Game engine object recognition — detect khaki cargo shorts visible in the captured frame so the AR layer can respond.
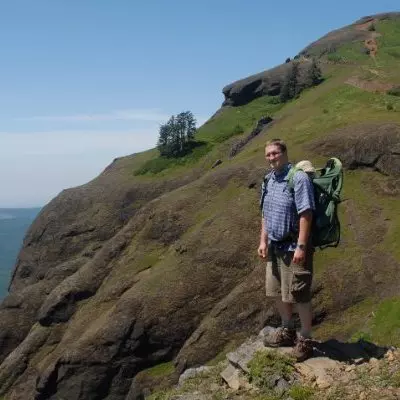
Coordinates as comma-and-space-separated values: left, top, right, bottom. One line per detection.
265, 244, 313, 303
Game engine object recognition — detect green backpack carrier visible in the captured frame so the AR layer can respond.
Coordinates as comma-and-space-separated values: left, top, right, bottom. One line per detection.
260, 158, 344, 248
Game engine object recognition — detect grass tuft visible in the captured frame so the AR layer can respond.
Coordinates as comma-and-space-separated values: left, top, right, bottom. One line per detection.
352, 297, 400, 347
289, 384, 316, 400
143, 362, 175, 378
247, 350, 295, 391
134, 142, 213, 175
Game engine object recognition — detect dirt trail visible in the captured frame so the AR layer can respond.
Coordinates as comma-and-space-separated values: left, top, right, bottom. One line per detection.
345, 76, 393, 92
343, 19, 396, 91
365, 36, 378, 58
354, 18, 380, 59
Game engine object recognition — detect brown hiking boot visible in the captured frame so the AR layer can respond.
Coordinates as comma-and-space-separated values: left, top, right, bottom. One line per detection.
292, 336, 314, 362
263, 327, 297, 348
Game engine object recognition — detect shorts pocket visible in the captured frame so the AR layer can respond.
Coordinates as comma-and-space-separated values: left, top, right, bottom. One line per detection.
290, 269, 312, 301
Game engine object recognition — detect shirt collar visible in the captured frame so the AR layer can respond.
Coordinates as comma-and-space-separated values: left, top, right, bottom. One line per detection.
273, 163, 292, 181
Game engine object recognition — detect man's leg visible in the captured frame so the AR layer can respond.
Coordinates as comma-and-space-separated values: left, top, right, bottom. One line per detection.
296, 302, 312, 338
275, 298, 294, 329
289, 249, 314, 361
264, 297, 296, 347
264, 248, 296, 347
267, 247, 295, 327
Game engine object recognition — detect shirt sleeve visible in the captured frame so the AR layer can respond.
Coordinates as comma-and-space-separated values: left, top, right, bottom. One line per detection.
293, 171, 315, 214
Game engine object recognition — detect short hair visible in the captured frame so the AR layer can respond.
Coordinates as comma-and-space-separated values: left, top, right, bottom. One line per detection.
265, 138, 287, 154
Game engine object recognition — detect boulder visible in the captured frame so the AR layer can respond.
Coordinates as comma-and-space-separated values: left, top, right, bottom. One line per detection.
222, 60, 312, 107
308, 123, 400, 177
229, 116, 273, 158
178, 366, 212, 387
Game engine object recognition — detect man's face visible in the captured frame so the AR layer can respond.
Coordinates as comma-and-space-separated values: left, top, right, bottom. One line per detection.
265, 144, 287, 170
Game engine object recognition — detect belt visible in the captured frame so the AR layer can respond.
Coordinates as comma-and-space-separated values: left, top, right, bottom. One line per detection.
270, 240, 295, 251
271, 234, 297, 245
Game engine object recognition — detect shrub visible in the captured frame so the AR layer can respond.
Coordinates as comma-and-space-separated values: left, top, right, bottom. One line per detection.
387, 86, 400, 97
327, 53, 345, 63
266, 96, 281, 104
231, 124, 244, 135
325, 44, 337, 54
306, 58, 323, 86
368, 23, 376, 31
386, 103, 394, 111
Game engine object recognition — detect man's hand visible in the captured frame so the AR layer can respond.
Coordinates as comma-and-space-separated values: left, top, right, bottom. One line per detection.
292, 247, 306, 264
258, 242, 268, 259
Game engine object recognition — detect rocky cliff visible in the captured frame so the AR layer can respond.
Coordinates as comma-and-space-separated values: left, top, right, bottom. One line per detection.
0, 12, 400, 400
222, 12, 400, 107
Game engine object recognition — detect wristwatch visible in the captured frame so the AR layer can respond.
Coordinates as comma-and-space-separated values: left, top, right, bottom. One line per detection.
296, 243, 306, 251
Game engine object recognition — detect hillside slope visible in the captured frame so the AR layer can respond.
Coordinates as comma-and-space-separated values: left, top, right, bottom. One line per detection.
0, 12, 399, 400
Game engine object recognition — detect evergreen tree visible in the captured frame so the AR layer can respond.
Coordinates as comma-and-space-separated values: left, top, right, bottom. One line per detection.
280, 61, 300, 102
306, 58, 322, 87
157, 111, 197, 157
157, 122, 172, 156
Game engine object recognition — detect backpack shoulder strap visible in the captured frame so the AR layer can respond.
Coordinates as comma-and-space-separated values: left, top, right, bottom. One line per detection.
260, 170, 273, 211
287, 166, 303, 191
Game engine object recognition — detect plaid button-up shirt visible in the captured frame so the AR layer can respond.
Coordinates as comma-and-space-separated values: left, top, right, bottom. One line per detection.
261, 163, 315, 251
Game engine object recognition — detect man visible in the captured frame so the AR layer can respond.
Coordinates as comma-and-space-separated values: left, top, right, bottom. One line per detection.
258, 138, 315, 362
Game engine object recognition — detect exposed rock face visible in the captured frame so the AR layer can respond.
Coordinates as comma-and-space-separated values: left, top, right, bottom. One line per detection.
308, 123, 400, 177
222, 59, 312, 106
1, 12, 400, 400
222, 12, 400, 107
0, 155, 210, 398
0, 159, 274, 400
229, 116, 273, 158
0, 132, 397, 400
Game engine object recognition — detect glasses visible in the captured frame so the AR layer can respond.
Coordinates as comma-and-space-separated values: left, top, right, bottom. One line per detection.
265, 151, 282, 158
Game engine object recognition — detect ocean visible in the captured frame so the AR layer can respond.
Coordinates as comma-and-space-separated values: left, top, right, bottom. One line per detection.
0, 208, 41, 300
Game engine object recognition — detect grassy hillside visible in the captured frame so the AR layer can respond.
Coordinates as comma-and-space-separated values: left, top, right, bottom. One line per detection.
134, 95, 283, 175
129, 17, 400, 348
1, 14, 400, 400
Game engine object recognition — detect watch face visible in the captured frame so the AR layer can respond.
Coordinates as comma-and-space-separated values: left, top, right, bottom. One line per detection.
297, 244, 306, 250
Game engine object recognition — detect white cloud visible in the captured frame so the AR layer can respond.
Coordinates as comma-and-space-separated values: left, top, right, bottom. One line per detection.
18, 108, 171, 123
0, 129, 159, 207
0, 108, 210, 207
17, 109, 210, 127
0, 129, 158, 156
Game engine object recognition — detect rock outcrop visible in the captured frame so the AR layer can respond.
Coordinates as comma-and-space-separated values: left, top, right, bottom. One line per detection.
162, 327, 398, 400
0, 162, 276, 400
0, 12, 400, 400
222, 59, 313, 107
229, 116, 273, 158
309, 122, 400, 177
222, 13, 400, 107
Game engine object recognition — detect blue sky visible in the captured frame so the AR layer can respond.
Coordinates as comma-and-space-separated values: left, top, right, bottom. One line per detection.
0, 1, 398, 207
